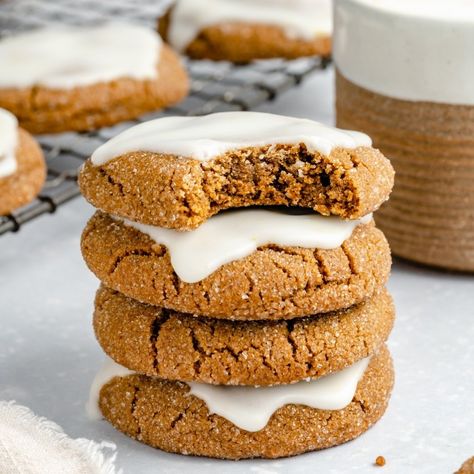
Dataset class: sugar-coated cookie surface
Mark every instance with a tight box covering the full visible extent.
[0,127,45,215]
[94,286,394,385]
[80,112,394,230]
[0,24,189,133]
[96,345,393,459]
[81,213,391,320]
[334,0,474,104]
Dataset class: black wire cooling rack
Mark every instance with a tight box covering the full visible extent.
[0,0,330,235]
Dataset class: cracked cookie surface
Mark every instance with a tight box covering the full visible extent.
[98,345,393,459]
[81,212,391,320]
[79,144,394,230]
[94,285,394,386]
[0,128,46,215]
[158,11,331,62]
[0,46,189,134]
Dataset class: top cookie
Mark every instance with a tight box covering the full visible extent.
[158,0,332,62]
[79,112,394,230]
[0,23,189,134]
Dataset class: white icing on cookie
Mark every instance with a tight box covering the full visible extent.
[119,209,372,283]
[167,0,332,52]
[0,108,18,178]
[87,355,370,431]
[0,23,162,89]
[86,358,134,421]
[91,112,371,165]
[334,0,474,104]
[188,357,370,432]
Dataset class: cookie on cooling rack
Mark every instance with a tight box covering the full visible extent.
[0,108,46,215]
[0,22,189,134]
[79,112,395,230]
[158,0,332,62]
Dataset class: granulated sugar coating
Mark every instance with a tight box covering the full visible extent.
[79,144,394,230]
[81,213,391,320]
[93,286,394,386]
[97,345,393,459]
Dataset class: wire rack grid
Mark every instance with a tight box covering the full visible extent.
[0,0,330,235]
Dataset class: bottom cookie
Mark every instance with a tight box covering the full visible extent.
[97,345,393,460]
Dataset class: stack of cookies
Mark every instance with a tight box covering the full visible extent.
[80,111,396,460]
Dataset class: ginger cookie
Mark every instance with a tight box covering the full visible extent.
[457,457,474,474]
[0,109,45,215]
[0,23,189,134]
[81,211,391,320]
[79,112,394,230]
[94,285,394,386]
[158,0,332,62]
[93,345,393,460]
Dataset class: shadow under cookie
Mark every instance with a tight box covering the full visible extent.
[97,345,394,460]
[81,212,392,320]
[94,285,394,386]
[0,128,46,215]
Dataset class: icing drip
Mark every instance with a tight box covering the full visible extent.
[0,108,18,178]
[86,358,134,421]
[334,0,474,105]
[119,209,372,283]
[0,22,162,89]
[91,112,371,165]
[87,356,370,431]
[167,0,332,52]
[188,357,370,431]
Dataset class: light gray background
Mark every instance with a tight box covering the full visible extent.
[1,68,473,474]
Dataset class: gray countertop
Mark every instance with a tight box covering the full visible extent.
[1,67,473,474]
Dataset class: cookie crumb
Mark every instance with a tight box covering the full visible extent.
[375,456,386,467]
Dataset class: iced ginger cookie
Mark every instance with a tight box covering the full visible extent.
[81,210,391,320]
[79,112,395,230]
[0,108,45,215]
[158,0,332,62]
[0,23,189,134]
[94,285,394,386]
[89,345,393,460]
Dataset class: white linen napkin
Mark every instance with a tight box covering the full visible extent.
[0,401,121,474]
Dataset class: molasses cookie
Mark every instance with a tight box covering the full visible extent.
[0,23,189,134]
[0,109,45,215]
[158,0,332,62]
[79,112,394,230]
[457,457,474,474]
[94,285,394,386]
[81,211,391,320]
[90,345,394,460]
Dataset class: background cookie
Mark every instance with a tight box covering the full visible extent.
[0,128,46,215]
[98,345,393,460]
[94,285,394,386]
[159,12,331,62]
[158,0,332,62]
[80,144,394,230]
[81,212,391,320]
[0,24,189,134]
